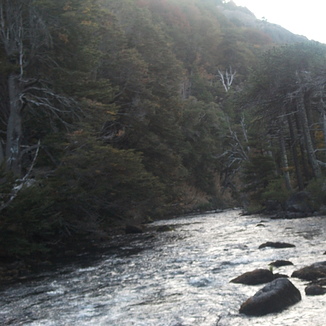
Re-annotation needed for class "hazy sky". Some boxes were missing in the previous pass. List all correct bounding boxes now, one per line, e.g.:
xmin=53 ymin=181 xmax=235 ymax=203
xmin=233 ymin=0 xmax=326 ymax=44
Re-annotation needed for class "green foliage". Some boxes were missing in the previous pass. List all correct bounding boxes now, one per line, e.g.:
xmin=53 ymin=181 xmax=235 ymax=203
xmin=55 ymin=130 xmax=166 ymax=223
xmin=180 ymin=99 xmax=222 ymax=194
xmin=241 ymin=155 xmax=277 ymax=203
xmin=240 ymin=41 xmax=326 ymax=207
xmin=262 ymin=178 xmax=293 ymax=208
xmin=3 ymin=0 xmax=326 ymax=262
xmin=0 ymin=184 xmax=57 ymax=257
xmin=305 ymin=178 xmax=326 ymax=210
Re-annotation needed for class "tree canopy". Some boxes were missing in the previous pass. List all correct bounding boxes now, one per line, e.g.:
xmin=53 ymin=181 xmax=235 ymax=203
xmin=1 ymin=0 xmax=325 ymax=259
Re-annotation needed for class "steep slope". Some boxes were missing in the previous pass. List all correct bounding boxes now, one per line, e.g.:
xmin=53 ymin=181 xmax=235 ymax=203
xmin=217 ymin=2 xmax=308 ymax=44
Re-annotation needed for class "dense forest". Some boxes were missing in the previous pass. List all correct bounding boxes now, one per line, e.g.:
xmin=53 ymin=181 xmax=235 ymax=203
xmin=0 ymin=0 xmax=326 ymax=260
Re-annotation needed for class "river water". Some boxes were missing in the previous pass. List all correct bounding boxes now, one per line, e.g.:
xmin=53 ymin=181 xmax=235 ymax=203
xmin=1 ymin=210 xmax=326 ymax=326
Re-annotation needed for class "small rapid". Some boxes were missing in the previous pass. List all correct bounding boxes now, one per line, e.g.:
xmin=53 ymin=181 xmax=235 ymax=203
xmin=1 ymin=210 xmax=325 ymax=325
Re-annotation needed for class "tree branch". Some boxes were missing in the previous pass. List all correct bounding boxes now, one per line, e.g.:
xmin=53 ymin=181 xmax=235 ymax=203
xmin=0 ymin=140 xmax=40 ymax=213
xmin=217 ymin=66 xmax=236 ymax=92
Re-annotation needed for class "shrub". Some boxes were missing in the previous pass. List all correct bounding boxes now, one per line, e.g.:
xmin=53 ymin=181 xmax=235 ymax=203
xmin=305 ymin=177 xmax=326 ymax=210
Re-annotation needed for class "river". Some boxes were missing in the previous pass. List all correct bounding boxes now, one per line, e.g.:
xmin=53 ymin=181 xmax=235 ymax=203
xmin=1 ymin=210 xmax=326 ymax=325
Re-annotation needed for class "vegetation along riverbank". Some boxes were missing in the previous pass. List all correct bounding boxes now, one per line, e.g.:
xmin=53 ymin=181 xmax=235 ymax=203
xmin=1 ymin=0 xmax=326 ymax=279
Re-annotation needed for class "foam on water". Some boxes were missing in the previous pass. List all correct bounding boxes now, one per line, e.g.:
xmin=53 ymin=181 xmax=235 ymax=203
xmin=1 ymin=210 xmax=326 ymax=326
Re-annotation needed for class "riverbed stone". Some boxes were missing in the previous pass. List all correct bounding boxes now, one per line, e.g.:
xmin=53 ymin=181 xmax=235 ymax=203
xmin=269 ymin=260 xmax=294 ymax=267
xmin=231 ymin=269 xmax=274 ymax=285
xmin=292 ymin=261 xmax=326 ymax=281
xmin=309 ymin=278 xmax=326 ymax=286
xmin=259 ymin=241 xmax=295 ymax=249
xmin=239 ymin=278 xmax=301 ymax=316
xmin=305 ymin=284 xmax=326 ymax=296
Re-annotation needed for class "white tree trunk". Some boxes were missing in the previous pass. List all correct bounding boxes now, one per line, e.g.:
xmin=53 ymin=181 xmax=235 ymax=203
xmin=217 ymin=66 xmax=236 ymax=92
xmin=5 ymin=74 xmax=23 ymax=176
xmin=322 ymin=109 xmax=326 ymax=148
xmin=297 ymin=91 xmax=321 ymax=177
xmin=279 ymin=126 xmax=292 ymax=190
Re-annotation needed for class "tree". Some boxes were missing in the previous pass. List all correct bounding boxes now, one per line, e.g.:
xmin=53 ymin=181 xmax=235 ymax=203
xmin=242 ymin=42 xmax=326 ymax=198
xmin=0 ymin=0 xmax=81 ymax=177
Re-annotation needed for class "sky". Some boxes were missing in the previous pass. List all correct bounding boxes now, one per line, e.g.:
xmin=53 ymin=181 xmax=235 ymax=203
xmin=232 ymin=0 xmax=326 ymax=44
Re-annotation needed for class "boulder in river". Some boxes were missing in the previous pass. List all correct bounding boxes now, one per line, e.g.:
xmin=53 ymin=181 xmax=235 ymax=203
xmin=305 ymin=285 xmax=326 ymax=296
xmin=231 ymin=269 xmax=274 ymax=285
xmin=259 ymin=241 xmax=295 ymax=249
xmin=292 ymin=261 xmax=326 ymax=281
xmin=308 ymin=278 xmax=326 ymax=286
xmin=239 ymin=278 xmax=301 ymax=316
xmin=269 ymin=260 xmax=294 ymax=267
xmin=231 ymin=269 xmax=288 ymax=285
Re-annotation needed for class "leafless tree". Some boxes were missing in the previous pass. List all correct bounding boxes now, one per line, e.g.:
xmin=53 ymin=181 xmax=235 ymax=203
xmin=217 ymin=66 xmax=236 ymax=92
xmin=0 ymin=0 xmax=79 ymax=176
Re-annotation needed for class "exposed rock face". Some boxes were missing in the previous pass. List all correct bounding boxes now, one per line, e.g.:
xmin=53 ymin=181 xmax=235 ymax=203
xmin=239 ymin=278 xmax=301 ymax=316
xmin=305 ymin=285 xmax=326 ymax=296
xmin=292 ymin=261 xmax=326 ymax=281
xmin=269 ymin=260 xmax=294 ymax=267
xmin=259 ymin=242 xmax=295 ymax=249
xmin=231 ymin=269 xmax=274 ymax=285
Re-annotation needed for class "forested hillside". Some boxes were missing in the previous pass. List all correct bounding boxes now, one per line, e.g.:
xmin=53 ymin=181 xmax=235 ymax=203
xmin=1 ymin=0 xmax=326 ymax=259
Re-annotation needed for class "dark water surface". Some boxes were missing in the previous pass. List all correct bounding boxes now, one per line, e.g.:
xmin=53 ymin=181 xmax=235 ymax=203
xmin=1 ymin=210 xmax=326 ymax=325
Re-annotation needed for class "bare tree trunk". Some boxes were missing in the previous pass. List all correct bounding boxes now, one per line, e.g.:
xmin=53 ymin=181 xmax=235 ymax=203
xmin=279 ymin=124 xmax=292 ymax=190
xmin=180 ymin=77 xmax=192 ymax=100
xmin=294 ymin=113 xmax=310 ymax=180
xmin=5 ymin=74 xmax=23 ymax=176
xmin=320 ymin=99 xmax=326 ymax=147
xmin=287 ymin=114 xmax=304 ymax=190
xmin=217 ymin=66 xmax=236 ymax=92
xmin=297 ymin=91 xmax=321 ymax=177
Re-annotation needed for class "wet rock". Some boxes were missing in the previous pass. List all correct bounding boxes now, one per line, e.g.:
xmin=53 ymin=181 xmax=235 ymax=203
xmin=305 ymin=285 xmax=326 ymax=296
xmin=156 ymin=225 xmax=174 ymax=232
xmin=307 ymin=278 xmax=326 ymax=287
xmin=231 ymin=269 xmax=274 ymax=285
xmin=273 ymin=273 xmax=289 ymax=279
xmin=269 ymin=260 xmax=294 ymax=267
xmin=292 ymin=261 xmax=326 ymax=281
xmin=125 ymin=225 xmax=144 ymax=234
xmin=259 ymin=242 xmax=295 ymax=249
xmin=317 ymin=278 xmax=326 ymax=286
xmin=239 ymin=278 xmax=301 ymax=316
xmin=256 ymin=223 xmax=266 ymax=227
